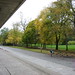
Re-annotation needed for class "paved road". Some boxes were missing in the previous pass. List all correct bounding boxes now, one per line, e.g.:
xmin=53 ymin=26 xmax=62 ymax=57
xmin=1 ymin=46 xmax=75 ymax=68
xmin=0 ymin=46 xmax=75 ymax=75
xmin=0 ymin=47 xmax=50 ymax=75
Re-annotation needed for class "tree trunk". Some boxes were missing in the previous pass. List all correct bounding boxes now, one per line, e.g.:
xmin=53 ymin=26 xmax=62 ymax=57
xmin=41 ymin=44 xmax=43 ymax=53
xmin=26 ymin=43 xmax=28 ymax=47
xmin=73 ymin=15 xmax=75 ymax=35
xmin=64 ymin=33 xmax=68 ymax=51
xmin=41 ymin=48 xmax=42 ymax=53
xmin=43 ymin=43 xmax=46 ymax=49
xmin=56 ymin=40 xmax=59 ymax=50
xmin=55 ymin=34 xmax=59 ymax=50
xmin=41 ymin=44 xmax=42 ymax=48
xmin=66 ymin=42 xmax=68 ymax=51
xmin=74 ymin=15 xmax=75 ymax=28
xmin=65 ymin=37 xmax=68 ymax=51
xmin=34 ymin=43 xmax=37 ymax=48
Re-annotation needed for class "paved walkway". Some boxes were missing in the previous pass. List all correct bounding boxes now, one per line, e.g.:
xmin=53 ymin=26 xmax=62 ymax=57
xmin=1 ymin=46 xmax=75 ymax=68
xmin=0 ymin=46 xmax=75 ymax=75
xmin=0 ymin=48 xmax=50 ymax=75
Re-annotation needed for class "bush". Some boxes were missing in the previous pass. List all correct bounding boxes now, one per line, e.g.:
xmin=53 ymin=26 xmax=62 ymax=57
xmin=68 ymin=41 xmax=75 ymax=45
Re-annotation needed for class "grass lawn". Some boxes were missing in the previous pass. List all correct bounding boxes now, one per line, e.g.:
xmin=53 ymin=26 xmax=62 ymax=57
xmin=58 ymin=45 xmax=75 ymax=51
xmin=32 ymin=44 xmax=75 ymax=51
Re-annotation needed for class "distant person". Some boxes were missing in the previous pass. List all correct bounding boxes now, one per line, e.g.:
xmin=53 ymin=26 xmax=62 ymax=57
xmin=50 ymin=50 xmax=54 ymax=57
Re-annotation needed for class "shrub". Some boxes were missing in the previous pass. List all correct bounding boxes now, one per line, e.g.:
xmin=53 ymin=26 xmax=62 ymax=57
xmin=68 ymin=41 xmax=75 ymax=45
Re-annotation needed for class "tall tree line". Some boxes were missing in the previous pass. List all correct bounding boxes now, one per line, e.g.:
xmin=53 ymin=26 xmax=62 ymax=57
xmin=0 ymin=0 xmax=75 ymax=50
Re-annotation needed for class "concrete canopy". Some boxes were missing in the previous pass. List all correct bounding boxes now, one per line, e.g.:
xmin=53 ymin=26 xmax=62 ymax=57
xmin=0 ymin=0 xmax=26 ymax=28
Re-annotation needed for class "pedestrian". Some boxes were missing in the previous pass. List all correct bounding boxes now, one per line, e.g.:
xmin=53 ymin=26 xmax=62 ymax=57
xmin=50 ymin=50 xmax=54 ymax=57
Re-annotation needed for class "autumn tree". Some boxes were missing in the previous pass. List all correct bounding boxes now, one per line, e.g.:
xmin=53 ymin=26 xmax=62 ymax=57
xmin=6 ymin=23 xmax=22 ymax=46
xmin=36 ymin=5 xmax=62 ymax=50
xmin=35 ymin=16 xmax=55 ymax=49
xmin=54 ymin=0 xmax=73 ymax=50
xmin=35 ymin=0 xmax=73 ymax=50
xmin=52 ymin=0 xmax=72 ymax=50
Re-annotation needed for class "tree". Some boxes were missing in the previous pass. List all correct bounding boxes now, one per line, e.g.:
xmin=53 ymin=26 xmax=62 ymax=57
xmin=22 ymin=20 xmax=38 ymax=47
xmin=35 ymin=17 xmax=55 ymax=49
xmin=66 ymin=0 xmax=75 ymax=28
xmin=35 ymin=0 xmax=73 ymax=50
xmin=0 ymin=28 xmax=9 ymax=45
xmin=50 ymin=0 xmax=71 ymax=50
xmin=36 ymin=4 xmax=63 ymax=50
xmin=53 ymin=0 xmax=73 ymax=50
xmin=19 ymin=12 xmax=28 ymax=31
xmin=6 ymin=23 xmax=22 ymax=45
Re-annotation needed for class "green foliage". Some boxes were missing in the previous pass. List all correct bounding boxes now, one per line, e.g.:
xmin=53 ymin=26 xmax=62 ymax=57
xmin=34 ymin=0 xmax=73 ymax=50
xmin=0 ymin=0 xmax=75 ymax=51
xmin=22 ymin=20 xmax=38 ymax=47
xmin=0 ymin=27 xmax=9 ymax=45
xmin=68 ymin=41 xmax=75 ymax=45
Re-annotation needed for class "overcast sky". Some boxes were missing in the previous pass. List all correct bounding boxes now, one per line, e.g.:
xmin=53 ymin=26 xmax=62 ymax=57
xmin=2 ymin=0 xmax=57 ymax=29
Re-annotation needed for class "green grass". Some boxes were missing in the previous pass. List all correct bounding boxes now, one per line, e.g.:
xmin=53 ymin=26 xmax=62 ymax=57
xmin=31 ymin=44 xmax=75 ymax=51
xmin=58 ymin=45 xmax=75 ymax=51
xmin=68 ymin=45 xmax=75 ymax=51
xmin=45 ymin=45 xmax=75 ymax=50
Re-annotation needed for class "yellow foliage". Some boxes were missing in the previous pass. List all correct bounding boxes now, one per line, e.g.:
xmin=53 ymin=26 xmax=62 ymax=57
xmin=6 ymin=29 xmax=22 ymax=44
